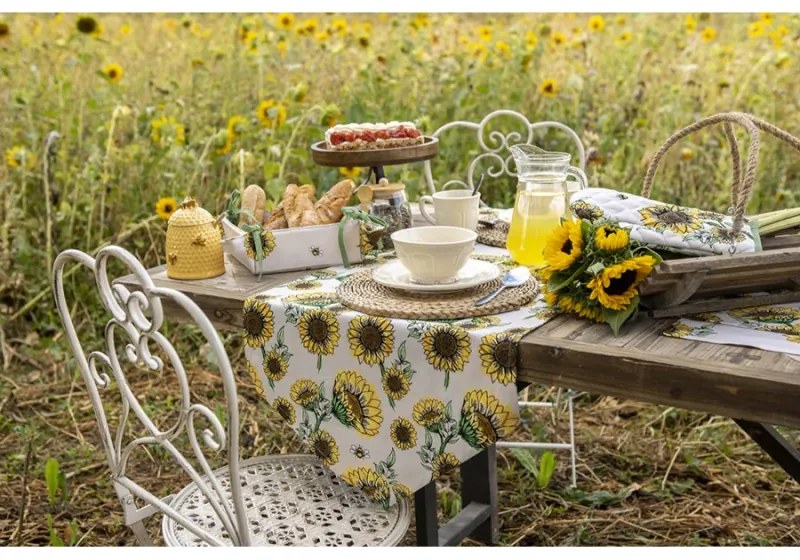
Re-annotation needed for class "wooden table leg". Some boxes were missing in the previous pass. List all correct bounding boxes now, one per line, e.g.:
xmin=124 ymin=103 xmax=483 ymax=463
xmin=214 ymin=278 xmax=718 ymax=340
xmin=735 ymin=419 xmax=800 ymax=483
xmin=458 ymin=445 xmax=499 ymax=545
xmin=414 ymin=481 xmax=439 ymax=546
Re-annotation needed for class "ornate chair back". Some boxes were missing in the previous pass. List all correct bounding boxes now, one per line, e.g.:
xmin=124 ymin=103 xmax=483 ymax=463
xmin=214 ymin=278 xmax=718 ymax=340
xmin=423 ymin=109 xmax=586 ymax=197
xmin=52 ymin=246 xmax=251 ymax=546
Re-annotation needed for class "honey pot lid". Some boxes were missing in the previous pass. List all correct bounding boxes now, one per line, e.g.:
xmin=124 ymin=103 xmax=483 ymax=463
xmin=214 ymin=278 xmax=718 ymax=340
xmin=168 ymin=197 xmax=215 ymax=227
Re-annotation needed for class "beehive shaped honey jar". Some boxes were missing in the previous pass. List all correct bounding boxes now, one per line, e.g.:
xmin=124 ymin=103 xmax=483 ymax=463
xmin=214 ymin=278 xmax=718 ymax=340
xmin=166 ymin=197 xmax=225 ymax=280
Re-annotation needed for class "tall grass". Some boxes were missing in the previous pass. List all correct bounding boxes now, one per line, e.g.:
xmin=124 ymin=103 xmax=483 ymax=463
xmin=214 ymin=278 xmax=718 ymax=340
xmin=1 ymin=12 xmax=799 ymax=339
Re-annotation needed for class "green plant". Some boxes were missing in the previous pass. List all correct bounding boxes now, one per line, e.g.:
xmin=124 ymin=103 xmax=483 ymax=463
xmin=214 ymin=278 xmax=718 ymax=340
xmin=44 ymin=458 xmax=68 ymax=507
xmin=509 ymin=448 xmax=557 ymax=489
xmin=46 ymin=515 xmax=79 ymax=547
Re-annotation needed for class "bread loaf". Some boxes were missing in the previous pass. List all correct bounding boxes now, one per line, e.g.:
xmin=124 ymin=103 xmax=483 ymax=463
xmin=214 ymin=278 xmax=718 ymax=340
xmin=315 ymin=179 xmax=355 ymax=224
xmin=263 ymin=203 xmax=288 ymax=230
xmin=284 ymin=184 xmax=320 ymax=228
xmin=238 ymin=184 xmax=267 ymax=227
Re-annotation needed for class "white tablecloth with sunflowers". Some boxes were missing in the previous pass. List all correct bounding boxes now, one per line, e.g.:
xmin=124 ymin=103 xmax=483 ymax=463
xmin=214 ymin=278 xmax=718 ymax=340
xmin=242 ymin=245 xmax=555 ymax=507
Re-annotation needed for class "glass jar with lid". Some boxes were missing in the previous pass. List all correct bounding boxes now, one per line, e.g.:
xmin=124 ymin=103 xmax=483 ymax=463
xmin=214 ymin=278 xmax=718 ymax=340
xmin=356 ymin=178 xmax=413 ymax=249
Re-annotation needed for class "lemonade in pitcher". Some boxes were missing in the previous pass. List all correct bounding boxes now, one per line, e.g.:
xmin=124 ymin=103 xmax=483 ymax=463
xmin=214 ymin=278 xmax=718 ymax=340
xmin=506 ymin=146 xmax=588 ymax=268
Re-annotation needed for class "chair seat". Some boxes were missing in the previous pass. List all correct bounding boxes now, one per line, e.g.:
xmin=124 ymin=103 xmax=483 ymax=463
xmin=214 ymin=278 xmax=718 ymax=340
xmin=162 ymin=454 xmax=410 ymax=546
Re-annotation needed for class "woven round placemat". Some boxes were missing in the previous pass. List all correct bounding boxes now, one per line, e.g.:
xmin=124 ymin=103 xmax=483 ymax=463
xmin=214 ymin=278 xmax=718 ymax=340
xmin=477 ymin=221 xmax=509 ymax=248
xmin=336 ymin=270 xmax=538 ymax=320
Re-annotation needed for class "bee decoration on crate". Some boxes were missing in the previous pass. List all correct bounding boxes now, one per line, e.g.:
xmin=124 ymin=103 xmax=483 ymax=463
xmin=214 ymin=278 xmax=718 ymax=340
xmin=309 ymin=246 xmax=323 ymax=257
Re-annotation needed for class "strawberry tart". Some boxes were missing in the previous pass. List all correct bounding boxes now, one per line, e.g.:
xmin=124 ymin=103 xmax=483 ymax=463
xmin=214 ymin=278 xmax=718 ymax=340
xmin=325 ymin=121 xmax=424 ymax=151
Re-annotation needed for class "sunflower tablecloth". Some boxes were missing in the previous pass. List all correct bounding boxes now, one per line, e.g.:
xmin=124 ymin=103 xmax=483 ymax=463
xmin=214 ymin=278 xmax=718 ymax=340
xmin=664 ymin=302 xmax=800 ymax=356
xmin=242 ymin=245 xmax=556 ymax=507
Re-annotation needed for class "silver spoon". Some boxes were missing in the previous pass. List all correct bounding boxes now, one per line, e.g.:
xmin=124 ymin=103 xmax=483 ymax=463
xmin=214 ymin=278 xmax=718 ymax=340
xmin=475 ymin=266 xmax=531 ymax=306
xmin=472 ymin=173 xmax=485 ymax=196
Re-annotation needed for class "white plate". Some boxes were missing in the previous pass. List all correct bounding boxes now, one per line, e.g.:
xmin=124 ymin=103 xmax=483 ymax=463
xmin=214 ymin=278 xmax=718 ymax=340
xmin=372 ymin=259 xmax=501 ymax=293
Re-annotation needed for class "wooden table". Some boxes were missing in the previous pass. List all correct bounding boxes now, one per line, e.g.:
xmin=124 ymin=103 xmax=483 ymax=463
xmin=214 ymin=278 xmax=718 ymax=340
xmin=120 ymin=257 xmax=800 ymax=545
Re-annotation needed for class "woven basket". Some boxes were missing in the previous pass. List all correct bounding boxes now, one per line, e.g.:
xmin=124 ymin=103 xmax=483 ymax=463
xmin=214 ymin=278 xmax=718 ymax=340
xmin=166 ymin=197 xmax=225 ymax=280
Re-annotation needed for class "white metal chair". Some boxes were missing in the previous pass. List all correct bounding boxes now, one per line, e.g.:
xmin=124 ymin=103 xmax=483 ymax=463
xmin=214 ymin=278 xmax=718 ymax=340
xmin=53 ymin=246 xmax=410 ymax=546
xmin=423 ymin=109 xmax=583 ymax=486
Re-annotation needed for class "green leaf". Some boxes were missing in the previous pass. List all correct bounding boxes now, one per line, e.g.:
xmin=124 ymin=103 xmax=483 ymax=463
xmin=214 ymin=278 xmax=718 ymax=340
xmin=510 ymin=448 xmax=538 ymax=476
xmin=45 ymin=458 xmax=60 ymax=506
xmin=586 ymin=261 xmax=605 ymax=276
xmin=47 ymin=514 xmax=64 ymax=547
xmin=537 ymin=451 xmax=556 ymax=489
xmin=602 ymin=295 xmax=639 ymax=336
xmin=547 ymin=260 xmax=589 ymax=292
xmin=397 ymin=341 xmax=407 ymax=362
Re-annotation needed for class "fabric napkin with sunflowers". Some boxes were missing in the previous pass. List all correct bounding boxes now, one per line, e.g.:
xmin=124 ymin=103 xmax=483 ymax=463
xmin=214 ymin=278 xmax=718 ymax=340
xmin=241 ymin=246 xmax=555 ymax=507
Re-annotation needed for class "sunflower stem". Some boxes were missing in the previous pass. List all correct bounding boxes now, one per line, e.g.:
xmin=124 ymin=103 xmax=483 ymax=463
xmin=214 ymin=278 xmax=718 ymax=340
xmin=317 ymin=353 xmax=322 ymax=373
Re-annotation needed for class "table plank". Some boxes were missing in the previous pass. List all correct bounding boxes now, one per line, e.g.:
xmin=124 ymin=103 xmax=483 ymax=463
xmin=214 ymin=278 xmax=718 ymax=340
xmin=518 ymin=315 xmax=800 ymax=429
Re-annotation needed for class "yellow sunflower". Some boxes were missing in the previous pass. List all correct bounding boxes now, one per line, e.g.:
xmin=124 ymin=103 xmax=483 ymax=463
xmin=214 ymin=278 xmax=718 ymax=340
xmin=276 ymin=13 xmax=295 ymax=30
xmin=587 ymin=255 xmax=657 ymax=311
xmin=540 ymin=78 xmax=559 ymax=97
xmin=456 ymin=315 xmax=504 ymax=331
xmin=331 ymin=17 xmax=348 ymax=34
xmin=412 ymin=397 xmax=446 ymax=428
xmin=272 ymin=396 xmax=296 ymax=424
xmin=459 ymin=389 xmax=518 ymax=449
xmin=340 ymin=467 xmax=391 ymax=506
xmin=421 ymin=325 xmax=471 ymax=374
xmin=290 ymin=378 xmax=321 ymax=407
xmin=246 ymin=361 xmax=266 ymax=398
xmin=244 ymin=228 xmax=276 ymax=261
xmin=286 ymin=278 xmax=322 ymax=291
xmin=594 ymin=225 xmax=629 ymax=252
xmin=392 ymin=483 xmax=412 ymax=498
xmin=542 ymin=220 xmax=583 ymax=271
xmin=154 ymin=196 xmax=178 ymax=220
xmin=242 ymin=298 xmax=275 ymax=348
xmin=347 ymin=316 xmax=394 ymax=366
xmin=381 ymin=366 xmax=410 ymax=401
xmin=389 ymin=417 xmax=417 ymax=450
xmin=298 ymin=308 xmax=340 ymax=356
xmin=588 ymin=15 xmax=605 ymax=32
xmin=331 ymin=370 xmax=383 ymax=437
xmin=615 ymin=31 xmax=633 ymax=46
xmin=664 ymin=321 xmax=694 ymax=339
xmin=431 ymin=452 xmax=461 ymax=478
xmin=477 ymin=25 xmax=492 ymax=43
xmin=309 ymin=430 xmax=339 ymax=467
xmin=560 ymin=293 xmax=604 ymax=322
xmin=283 ymin=292 xmax=339 ymax=308
xmin=639 ymin=204 xmax=703 ymax=236
xmin=76 ymin=15 xmax=102 ymax=37
xmin=478 ymin=333 xmax=517 ymax=385
xmin=256 ymin=99 xmax=287 ymax=128
xmin=701 ymin=26 xmax=717 ymax=42
xmin=339 ymin=166 xmax=360 ymax=179
xmin=570 ymin=200 xmax=604 ymax=221
xmin=728 ymin=306 xmax=800 ymax=324
xmin=5 ymin=146 xmax=34 ymax=169
xmin=263 ymin=348 xmax=288 ymax=383
xmin=103 ymin=63 xmax=123 ymax=83
xmin=150 ymin=115 xmax=185 ymax=147
xmin=550 ymin=31 xmax=567 ymax=47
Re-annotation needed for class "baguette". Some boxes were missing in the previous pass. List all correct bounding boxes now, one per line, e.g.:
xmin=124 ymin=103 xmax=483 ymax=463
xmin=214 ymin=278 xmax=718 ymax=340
xmin=284 ymin=184 xmax=320 ymax=227
xmin=315 ymin=179 xmax=355 ymax=224
xmin=239 ymin=184 xmax=267 ymax=227
xmin=263 ymin=203 xmax=288 ymax=230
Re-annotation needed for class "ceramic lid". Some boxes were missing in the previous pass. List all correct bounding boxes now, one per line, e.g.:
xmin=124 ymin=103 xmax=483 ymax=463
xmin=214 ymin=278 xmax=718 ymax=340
xmin=168 ymin=197 xmax=215 ymax=227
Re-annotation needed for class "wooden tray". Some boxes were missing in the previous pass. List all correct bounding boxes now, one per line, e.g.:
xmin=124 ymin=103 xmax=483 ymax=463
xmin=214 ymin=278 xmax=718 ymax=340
xmin=310 ymin=136 xmax=439 ymax=167
xmin=640 ymin=245 xmax=800 ymax=317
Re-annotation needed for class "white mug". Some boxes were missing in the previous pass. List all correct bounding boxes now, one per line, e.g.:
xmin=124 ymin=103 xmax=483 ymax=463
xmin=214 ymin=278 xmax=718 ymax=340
xmin=418 ymin=189 xmax=480 ymax=231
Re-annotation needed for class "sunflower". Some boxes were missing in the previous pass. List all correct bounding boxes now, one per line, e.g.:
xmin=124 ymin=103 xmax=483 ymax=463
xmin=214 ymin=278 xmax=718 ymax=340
xmin=389 ymin=418 xmax=417 ymax=450
xmin=290 ymin=379 xmax=321 ymax=408
xmin=550 ymin=31 xmax=567 ymax=47
xmin=421 ymin=325 xmax=471 ymax=375
xmin=347 ymin=316 xmax=394 ymax=366
xmin=340 ymin=467 xmax=391 ymax=506
xmin=263 ymin=349 xmax=288 ymax=383
xmin=686 ymin=15 xmax=698 ymax=33
xmin=256 ymin=99 xmax=287 ymax=128
xmin=331 ymin=370 xmax=383 ymax=437
xmin=244 ymin=228 xmax=276 ymax=261
xmin=708 ymin=225 xmax=747 ymax=245
xmin=525 ymin=30 xmax=537 ymax=50
xmin=5 ymin=146 xmax=34 ymax=169
xmin=477 ymin=25 xmax=492 ymax=43
xmin=412 ymin=397 xmax=446 ymax=428
xmin=286 ymin=278 xmax=322 ymax=291
xmin=242 ymin=298 xmax=275 ymax=348
xmin=103 ymin=63 xmax=123 ymax=83
xmin=587 ymin=255 xmax=657 ymax=311
xmin=478 ymin=333 xmax=517 ymax=385
xmin=0 ymin=22 xmax=10 ymax=41
xmin=701 ymin=26 xmax=717 ymax=42
xmin=381 ymin=366 xmax=410 ymax=401
xmin=664 ymin=321 xmax=694 ymax=339
xmin=154 ymin=196 xmax=178 ymax=220
xmin=226 ymin=114 xmax=246 ymax=136
xmin=588 ymin=15 xmax=605 ymax=32
xmin=276 ymin=13 xmax=295 ymax=30
xmin=309 ymin=430 xmax=339 ymax=467
xmin=459 ymin=389 xmax=518 ymax=449
xmin=331 ymin=17 xmax=348 ymax=34
xmin=495 ymin=40 xmax=511 ymax=58
xmin=283 ymin=292 xmax=339 ymax=308
xmin=748 ymin=21 xmax=765 ymax=38
xmin=456 ymin=315 xmax=504 ymax=331
xmin=570 ymin=200 xmax=603 ymax=221
xmin=392 ymin=483 xmax=412 ymax=498
xmin=339 ymin=166 xmax=360 ymax=180
xmin=76 ymin=15 xmax=102 ymax=37
xmin=615 ymin=31 xmax=633 ymax=46
xmin=359 ymin=224 xmax=382 ymax=255
xmin=298 ymin=308 xmax=340 ymax=356
xmin=594 ymin=225 xmax=629 ymax=252
xmin=150 ymin=115 xmax=186 ymax=147
xmin=540 ymin=78 xmax=559 ymax=97
xmin=639 ymin=204 xmax=704 ymax=236
xmin=246 ymin=361 xmax=266 ymax=398
xmin=431 ymin=453 xmax=460 ymax=478
xmin=272 ymin=396 xmax=296 ymax=424
xmin=560 ymin=293 xmax=604 ymax=322
xmin=542 ymin=220 xmax=583 ymax=271
xmin=728 ymin=306 xmax=800 ymax=324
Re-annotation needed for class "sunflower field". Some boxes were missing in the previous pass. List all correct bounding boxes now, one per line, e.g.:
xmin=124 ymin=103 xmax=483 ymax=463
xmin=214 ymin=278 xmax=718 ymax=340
xmin=2 ymin=12 xmax=800 ymax=546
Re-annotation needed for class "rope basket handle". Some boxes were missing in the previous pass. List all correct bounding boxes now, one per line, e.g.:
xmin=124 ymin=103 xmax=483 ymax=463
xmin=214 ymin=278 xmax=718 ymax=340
xmin=642 ymin=111 xmax=800 ymax=235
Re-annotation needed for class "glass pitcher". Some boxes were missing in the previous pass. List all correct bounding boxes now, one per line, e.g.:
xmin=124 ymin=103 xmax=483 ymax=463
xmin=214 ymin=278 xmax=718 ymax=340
xmin=506 ymin=144 xmax=588 ymax=268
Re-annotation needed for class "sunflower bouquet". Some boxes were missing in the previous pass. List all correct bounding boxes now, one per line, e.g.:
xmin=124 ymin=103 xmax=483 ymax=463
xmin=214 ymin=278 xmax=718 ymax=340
xmin=540 ymin=219 xmax=662 ymax=335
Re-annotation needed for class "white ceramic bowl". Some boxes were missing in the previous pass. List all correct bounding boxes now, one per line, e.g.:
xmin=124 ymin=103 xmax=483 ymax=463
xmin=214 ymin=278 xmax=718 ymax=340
xmin=391 ymin=226 xmax=477 ymax=284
